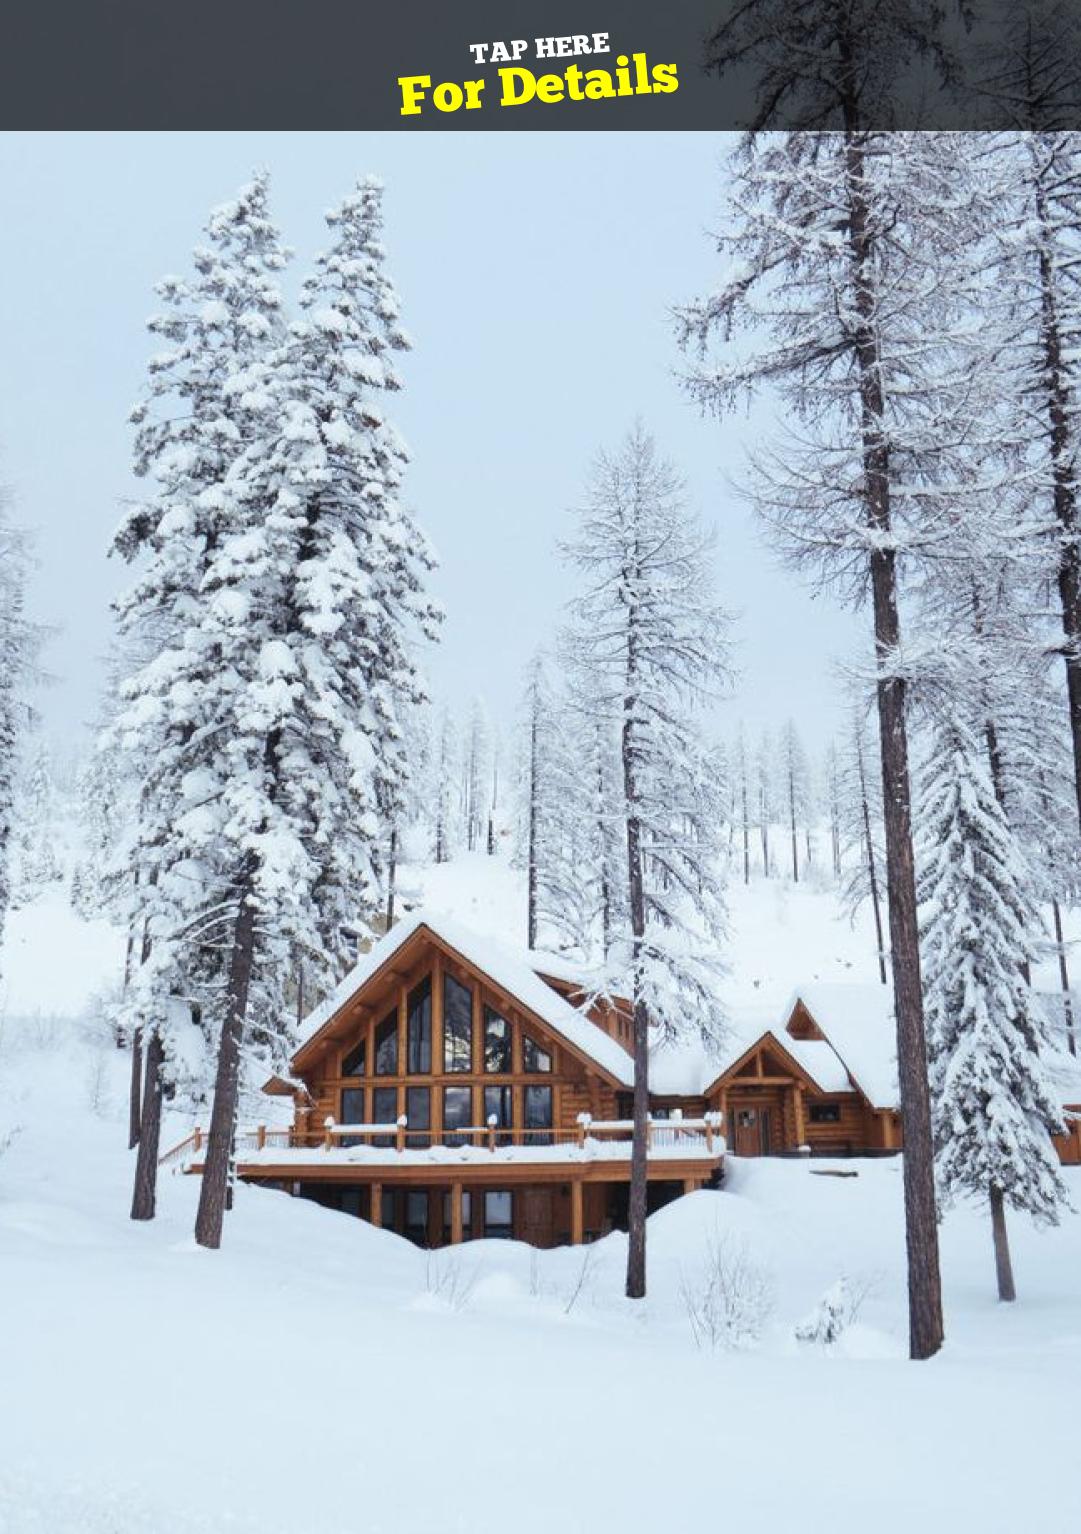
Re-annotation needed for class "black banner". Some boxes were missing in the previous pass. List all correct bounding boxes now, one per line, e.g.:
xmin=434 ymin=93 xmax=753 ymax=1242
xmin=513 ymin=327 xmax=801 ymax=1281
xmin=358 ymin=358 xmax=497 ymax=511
xmin=3 ymin=0 xmax=1081 ymax=129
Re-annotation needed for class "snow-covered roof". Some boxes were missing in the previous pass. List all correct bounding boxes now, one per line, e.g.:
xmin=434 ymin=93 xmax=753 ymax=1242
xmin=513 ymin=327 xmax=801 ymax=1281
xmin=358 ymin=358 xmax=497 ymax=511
xmin=785 ymin=983 xmax=899 ymax=1109
xmin=293 ymin=909 xmax=635 ymax=1088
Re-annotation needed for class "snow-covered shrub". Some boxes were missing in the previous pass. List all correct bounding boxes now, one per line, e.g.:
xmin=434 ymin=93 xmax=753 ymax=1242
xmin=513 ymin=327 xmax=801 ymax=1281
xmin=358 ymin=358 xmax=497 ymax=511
xmin=794 ymin=1274 xmax=876 ymax=1346
xmin=679 ymin=1231 xmax=774 ymax=1351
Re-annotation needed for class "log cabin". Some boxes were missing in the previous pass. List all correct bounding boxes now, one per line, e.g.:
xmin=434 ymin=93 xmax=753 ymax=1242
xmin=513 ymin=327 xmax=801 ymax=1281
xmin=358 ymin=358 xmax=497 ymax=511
xmin=165 ymin=911 xmax=1081 ymax=1245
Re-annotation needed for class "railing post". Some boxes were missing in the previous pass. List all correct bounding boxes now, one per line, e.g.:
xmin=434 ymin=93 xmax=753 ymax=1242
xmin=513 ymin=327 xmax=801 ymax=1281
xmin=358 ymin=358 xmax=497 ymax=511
xmin=487 ymin=1113 xmax=497 ymax=1152
xmin=705 ymin=1118 xmax=713 ymax=1154
xmin=396 ymin=1114 xmax=407 ymax=1153
xmin=193 ymin=1127 xmax=203 ymax=1155
xmin=646 ymin=1115 xmax=654 ymax=1153
xmin=257 ymin=1123 xmax=266 ymax=1151
xmin=324 ymin=1116 xmax=335 ymax=1151
xmin=576 ymin=1112 xmax=590 ymax=1150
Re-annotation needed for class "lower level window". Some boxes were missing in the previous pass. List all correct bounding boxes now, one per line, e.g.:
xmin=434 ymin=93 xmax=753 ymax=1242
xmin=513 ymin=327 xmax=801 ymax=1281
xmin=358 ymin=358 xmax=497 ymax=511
xmin=404 ymin=1190 xmax=429 ymax=1244
xmin=484 ymin=1190 xmax=513 ymax=1239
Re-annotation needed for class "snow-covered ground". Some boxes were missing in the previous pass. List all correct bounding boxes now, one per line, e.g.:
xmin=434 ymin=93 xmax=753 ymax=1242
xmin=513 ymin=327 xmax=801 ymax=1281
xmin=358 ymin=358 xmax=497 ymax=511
xmin=1 ymin=851 xmax=1079 ymax=1532
xmin=0 ymin=1012 xmax=1078 ymax=1533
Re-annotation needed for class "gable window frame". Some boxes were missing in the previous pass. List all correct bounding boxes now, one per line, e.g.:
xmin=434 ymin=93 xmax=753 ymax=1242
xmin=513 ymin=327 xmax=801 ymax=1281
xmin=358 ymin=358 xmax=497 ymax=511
xmin=483 ymin=1005 xmax=512 ymax=1074
xmin=406 ymin=976 xmax=432 ymax=1075
xmin=374 ymin=1010 xmax=398 ymax=1076
xmin=443 ymin=971 xmax=473 ymax=1073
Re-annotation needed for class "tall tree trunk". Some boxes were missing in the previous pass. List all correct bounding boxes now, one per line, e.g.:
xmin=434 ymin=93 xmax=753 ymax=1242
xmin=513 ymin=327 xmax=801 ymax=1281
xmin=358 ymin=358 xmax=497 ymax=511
xmin=623 ymin=726 xmax=649 ymax=1301
xmin=127 ymin=914 xmax=152 ymax=1148
xmin=844 ymin=122 xmax=944 ymax=1360
xmin=1052 ymin=896 xmax=1076 ymax=1056
xmin=1035 ymin=173 xmax=1081 ymax=837
xmin=527 ymin=705 xmax=539 ymax=950
xmin=741 ymin=774 xmax=750 ymax=885
xmin=195 ymin=885 xmax=256 ymax=1250
xmin=760 ymin=799 xmax=769 ymax=877
xmin=788 ymin=766 xmax=799 ymax=882
xmin=128 ymin=1027 xmax=143 ymax=1150
xmin=989 ymin=1185 xmax=1017 ymax=1302
xmin=386 ymin=825 xmax=397 ymax=930
xmin=856 ymin=738 xmax=888 ymax=987
xmin=130 ymin=1029 xmax=164 ymax=1220
xmin=596 ymin=730 xmax=612 ymax=960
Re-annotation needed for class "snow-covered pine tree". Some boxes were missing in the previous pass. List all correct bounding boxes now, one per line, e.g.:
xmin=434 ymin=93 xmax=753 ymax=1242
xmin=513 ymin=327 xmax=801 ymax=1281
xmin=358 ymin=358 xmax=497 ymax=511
xmin=780 ymin=719 xmax=811 ymax=882
xmin=0 ymin=497 xmax=37 ymax=978
xmin=676 ymin=110 xmax=994 ymax=1355
xmin=17 ymin=746 xmax=64 ymax=899
xmin=462 ymin=698 xmax=491 ymax=854
xmin=918 ymin=711 xmax=1069 ymax=1301
xmin=112 ymin=173 xmax=293 ymax=1222
xmin=182 ymin=175 xmax=436 ymax=1249
xmin=560 ymin=422 xmax=732 ymax=1300
xmin=433 ymin=707 xmax=459 ymax=865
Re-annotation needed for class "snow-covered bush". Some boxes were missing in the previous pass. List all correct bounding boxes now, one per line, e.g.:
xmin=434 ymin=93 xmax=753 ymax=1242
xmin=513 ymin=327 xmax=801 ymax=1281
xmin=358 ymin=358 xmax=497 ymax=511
xmin=794 ymin=1276 xmax=867 ymax=1347
xmin=679 ymin=1231 xmax=774 ymax=1351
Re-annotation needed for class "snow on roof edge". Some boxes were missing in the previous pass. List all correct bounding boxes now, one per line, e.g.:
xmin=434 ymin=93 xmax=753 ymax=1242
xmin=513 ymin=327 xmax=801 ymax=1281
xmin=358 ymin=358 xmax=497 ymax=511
xmin=291 ymin=909 xmax=635 ymax=1088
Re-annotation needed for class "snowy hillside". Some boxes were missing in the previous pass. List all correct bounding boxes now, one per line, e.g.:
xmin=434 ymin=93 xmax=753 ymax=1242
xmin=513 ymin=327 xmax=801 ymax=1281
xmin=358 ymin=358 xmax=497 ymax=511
xmin=0 ymin=1018 xmax=1078 ymax=1533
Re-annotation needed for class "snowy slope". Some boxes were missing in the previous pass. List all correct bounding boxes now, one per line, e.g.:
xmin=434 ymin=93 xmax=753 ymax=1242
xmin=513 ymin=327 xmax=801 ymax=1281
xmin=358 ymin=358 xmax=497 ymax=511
xmin=0 ymin=1019 xmax=1078 ymax=1534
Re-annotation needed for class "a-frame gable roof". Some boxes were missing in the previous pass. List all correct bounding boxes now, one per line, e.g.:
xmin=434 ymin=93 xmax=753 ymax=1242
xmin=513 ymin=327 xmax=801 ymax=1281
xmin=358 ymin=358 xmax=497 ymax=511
xmin=288 ymin=909 xmax=635 ymax=1089
xmin=700 ymin=1027 xmax=845 ymax=1099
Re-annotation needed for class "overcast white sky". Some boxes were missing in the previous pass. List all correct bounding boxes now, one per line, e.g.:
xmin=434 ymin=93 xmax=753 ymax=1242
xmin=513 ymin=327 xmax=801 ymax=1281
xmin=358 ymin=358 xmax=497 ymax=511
xmin=0 ymin=131 xmax=862 ymax=763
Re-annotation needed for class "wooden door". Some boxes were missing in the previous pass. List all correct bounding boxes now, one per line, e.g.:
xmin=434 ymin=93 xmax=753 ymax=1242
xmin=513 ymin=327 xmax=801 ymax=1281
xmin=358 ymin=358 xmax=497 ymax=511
xmin=731 ymin=1105 xmax=770 ymax=1156
xmin=517 ymin=1188 xmax=554 ymax=1247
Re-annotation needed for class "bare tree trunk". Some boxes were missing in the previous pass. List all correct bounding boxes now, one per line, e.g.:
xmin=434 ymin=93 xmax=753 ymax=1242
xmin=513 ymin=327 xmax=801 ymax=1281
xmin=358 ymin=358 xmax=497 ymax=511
xmin=856 ymin=736 xmax=888 ymax=987
xmin=1034 ymin=176 xmax=1081 ymax=837
xmin=844 ymin=121 xmax=943 ymax=1361
xmin=195 ymin=885 xmax=256 ymax=1250
xmin=527 ymin=704 xmax=539 ymax=950
xmin=741 ymin=772 xmax=750 ymax=885
xmin=130 ymin=1029 xmax=164 ymax=1221
xmin=386 ymin=825 xmax=397 ymax=930
xmin=596 ymin=729 xmax=612 ymax=960
xmin=624 ymin=734 xmax=649 ymax=1301
xmin=990 ymin=1185 xmax=1017 ymax=1302
xmin=1052 ymin=897 xmax=1076 ymax=1056
xmin=788 ymin=764 xmax=799 ymax=882
xmin=127 ymin=915 xmax=152 ymax=1148
xmin=128 ymin=1027 xmax=143 ymax=1150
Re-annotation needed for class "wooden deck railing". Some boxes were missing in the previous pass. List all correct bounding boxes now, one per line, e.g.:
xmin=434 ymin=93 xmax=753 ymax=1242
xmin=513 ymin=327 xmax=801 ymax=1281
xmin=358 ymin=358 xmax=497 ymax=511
xmin=160 ymin=1112 xmax=725 ymax=1166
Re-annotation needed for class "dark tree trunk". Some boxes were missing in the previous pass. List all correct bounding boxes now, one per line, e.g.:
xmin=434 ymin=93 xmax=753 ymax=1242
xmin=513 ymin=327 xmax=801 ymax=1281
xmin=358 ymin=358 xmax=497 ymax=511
xmin=856 ymin=736 xmax=888 ymax=987
xmin=195 ymin=886 xmax=256 ymax=1250
xmin=1034 ymin=174 xmax=1081 ymax=838
xmin=127 ymin=915 xmax=152 ymax=1148
xmin=386 ymin=825 xmax=397 ymax=930
xmin=843 ymin=122 xmax=944 ymax=1360
xmin=596 ymin=731 xmax=612 ymax=960
xmin=527 ymin=705 xmax=539 ymax=950
xmin=741 ymin=774 xmax=750 ymax=885
xmin=128 ymin=1027 xmax=143 ymax=1150
xmin=788 ymin=766 xmax=799 ymax=882
xmin=990 ymin=1185 xmax=1017 ymax=1302
xmin=1052 ymin=897 xmax=1076 ymax=1056
xmin=130 ymin=1029 xmax=164 ymax=1221
xmin=622 ymin=640 xmax=649 ymax=1300
xmin=759 ymin=799 xmax=769 ymax=877
xmin=623 ymin=756 xmax=649 ymax=1301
